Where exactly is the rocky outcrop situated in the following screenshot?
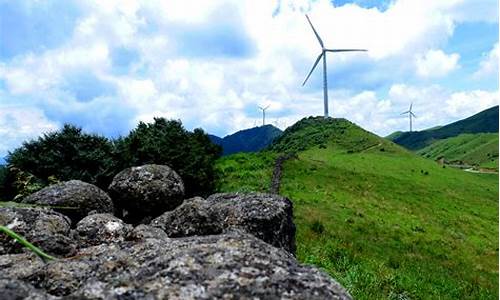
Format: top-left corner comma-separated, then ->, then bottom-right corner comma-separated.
0,207 -> 75,256
21,180 -> 114,224
108,164 -> 185,223
0,164 -> 351,299
0,233 -> 351,299
151,192 -> 296,254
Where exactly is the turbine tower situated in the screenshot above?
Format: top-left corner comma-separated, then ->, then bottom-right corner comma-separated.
401,103 -> 417,132
259,105 -> 270,126
302,14 -> 367,118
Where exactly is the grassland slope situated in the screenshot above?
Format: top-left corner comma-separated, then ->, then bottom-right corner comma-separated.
390,105 -> 498,150
418,133 -> 499,170
216,116 -> 499,299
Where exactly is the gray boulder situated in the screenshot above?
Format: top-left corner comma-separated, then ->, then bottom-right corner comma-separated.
11,233 -> 351,299
21,180 -> 114,224
0,207 -> 75,256
75,213 -> 133,248
108,164 -> 185,223
126,224 -> 170,241
151,192 -> 296,254
0,279 -> 56,300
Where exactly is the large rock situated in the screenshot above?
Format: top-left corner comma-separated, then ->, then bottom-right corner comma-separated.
0,207 -> 75,256
21,180 -> 114,224
0,279 -> 56,300
5,233 -> 351,299
151,192 -> 296,254
108,164 -> 185,223
75,213 -> 133,248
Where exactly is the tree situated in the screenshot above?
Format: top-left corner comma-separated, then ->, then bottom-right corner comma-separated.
7,124 -> 116,194
115,118 -> 222,197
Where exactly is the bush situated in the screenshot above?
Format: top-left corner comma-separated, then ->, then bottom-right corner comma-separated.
7,124 -> 116,194
115,118 -> 222,197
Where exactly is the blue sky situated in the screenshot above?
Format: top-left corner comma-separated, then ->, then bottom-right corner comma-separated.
0,0 -> 498,159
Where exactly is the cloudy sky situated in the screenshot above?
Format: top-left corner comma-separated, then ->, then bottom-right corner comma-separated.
0,0 -> 498,158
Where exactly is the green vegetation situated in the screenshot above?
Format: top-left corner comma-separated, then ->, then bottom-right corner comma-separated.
3,118 -> 221,200
390,105 -> 498,150
215,152 -> 276,193
0,225 -> 55,262
216,117 -> 499,299
270,116 -> 404,154
115,118 -> 221,197
6,124 -> 115,195
417,133 -> 498,170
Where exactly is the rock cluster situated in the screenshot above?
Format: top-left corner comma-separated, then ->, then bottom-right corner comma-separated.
0,164 -> 352,300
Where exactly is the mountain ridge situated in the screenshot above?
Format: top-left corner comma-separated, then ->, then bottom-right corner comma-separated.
388,105 -> 499,150
210,124 -> 282,156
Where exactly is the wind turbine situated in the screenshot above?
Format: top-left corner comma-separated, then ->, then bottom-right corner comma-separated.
401,103 -> 417,132
302,14 -> 367,118
258,105 -> 270,126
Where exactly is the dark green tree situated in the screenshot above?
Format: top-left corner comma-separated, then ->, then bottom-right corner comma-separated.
115,118 -> 222,197
7,124 -> 116,193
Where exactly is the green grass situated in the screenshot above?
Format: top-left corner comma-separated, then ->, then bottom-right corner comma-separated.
417,133 -> 499,170
215,152 -> 277,193
215,145 -> 498,299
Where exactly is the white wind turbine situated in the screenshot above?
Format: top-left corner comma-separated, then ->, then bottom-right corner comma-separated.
258,105 -> 270,126
401,103 -> 417,132
302,14 -> 367,118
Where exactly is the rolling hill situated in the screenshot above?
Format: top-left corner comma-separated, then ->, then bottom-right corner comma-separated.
418,133 -> 499,170
215,116 -> 498,299
389,105 -> 499,150
210,124 -> 282,156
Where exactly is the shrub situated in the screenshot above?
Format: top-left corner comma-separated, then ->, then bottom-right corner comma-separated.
114,118 -> 222,197
7,124 -> 116,194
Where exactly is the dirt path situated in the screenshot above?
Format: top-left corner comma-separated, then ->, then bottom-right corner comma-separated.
269,153 -> 297,194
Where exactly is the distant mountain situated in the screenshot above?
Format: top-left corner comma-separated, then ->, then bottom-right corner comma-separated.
417,133 -> 498,170
211,125 -> 283,156
388,105 -> 499,150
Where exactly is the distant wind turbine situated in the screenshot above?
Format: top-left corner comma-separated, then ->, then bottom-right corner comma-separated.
302,14 -> 367,118
401,103 -> 417,132
259,105 -> 270,126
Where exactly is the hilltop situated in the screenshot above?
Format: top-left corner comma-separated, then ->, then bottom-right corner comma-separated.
210,124 -> 282,156
216,116 -> 498,299
269,117 -> 404,154
389,105 -> 499,150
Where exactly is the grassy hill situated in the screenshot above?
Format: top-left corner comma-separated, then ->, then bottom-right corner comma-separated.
210,124 -> 282,156
390,105 -> 498,150
418,133 -> 499,170
269,116 -> 404,154
215,117 -> 498,299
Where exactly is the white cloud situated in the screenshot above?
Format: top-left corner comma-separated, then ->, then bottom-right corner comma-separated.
473,43 -> 499,79
0,106 -> 58,158
0,0 -> 498,155
415,49 -> 460,78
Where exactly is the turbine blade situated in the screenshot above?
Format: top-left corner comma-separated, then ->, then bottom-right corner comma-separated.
305,15 -> 324,48
411,112 -> 417,118
325,49 -> 367,52
400,111 -> 409,115
264,105 -> 270,110
410,103 -> 413,111
302,52 -> 323,86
